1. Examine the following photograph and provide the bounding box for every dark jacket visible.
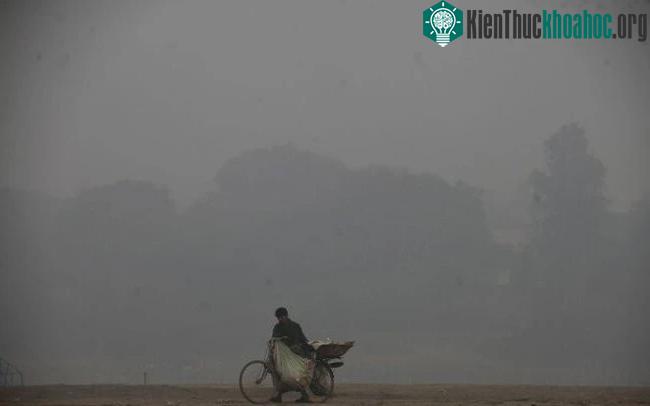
[272,319,312,357]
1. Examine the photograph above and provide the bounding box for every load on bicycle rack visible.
[239,337,354,404]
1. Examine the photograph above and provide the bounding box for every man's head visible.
[275,307,289,323]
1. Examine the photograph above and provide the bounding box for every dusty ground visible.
[1,384,649,406]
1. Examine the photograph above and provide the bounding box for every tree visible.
[529,123,606,259]
[51,180,179,361]
[524,124,609,358]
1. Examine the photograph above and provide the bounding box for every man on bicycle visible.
[270,307,313,403]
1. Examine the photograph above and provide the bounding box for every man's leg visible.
[296,355,312,403]
[270,366,285,402]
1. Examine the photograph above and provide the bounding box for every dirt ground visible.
[1,384,649,406]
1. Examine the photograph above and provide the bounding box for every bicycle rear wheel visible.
[239,360,275,404]
[309,361,334,403]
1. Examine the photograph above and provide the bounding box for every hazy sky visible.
[2,0,648,209]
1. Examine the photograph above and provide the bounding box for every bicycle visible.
[239,338,352,404]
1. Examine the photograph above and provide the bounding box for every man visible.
[270,307,313,403]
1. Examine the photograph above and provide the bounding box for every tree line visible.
[1,124,648,384]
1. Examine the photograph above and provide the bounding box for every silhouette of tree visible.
[529,123,607,257]
[51,180,179,362]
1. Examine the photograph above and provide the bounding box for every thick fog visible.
[1,0,649,386]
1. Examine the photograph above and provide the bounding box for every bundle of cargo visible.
[309,339,355,360]
[272,340,315,389]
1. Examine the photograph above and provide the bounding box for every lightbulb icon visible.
[428,3,458,47]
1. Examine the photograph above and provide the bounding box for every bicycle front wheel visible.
[239,360,275,404]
